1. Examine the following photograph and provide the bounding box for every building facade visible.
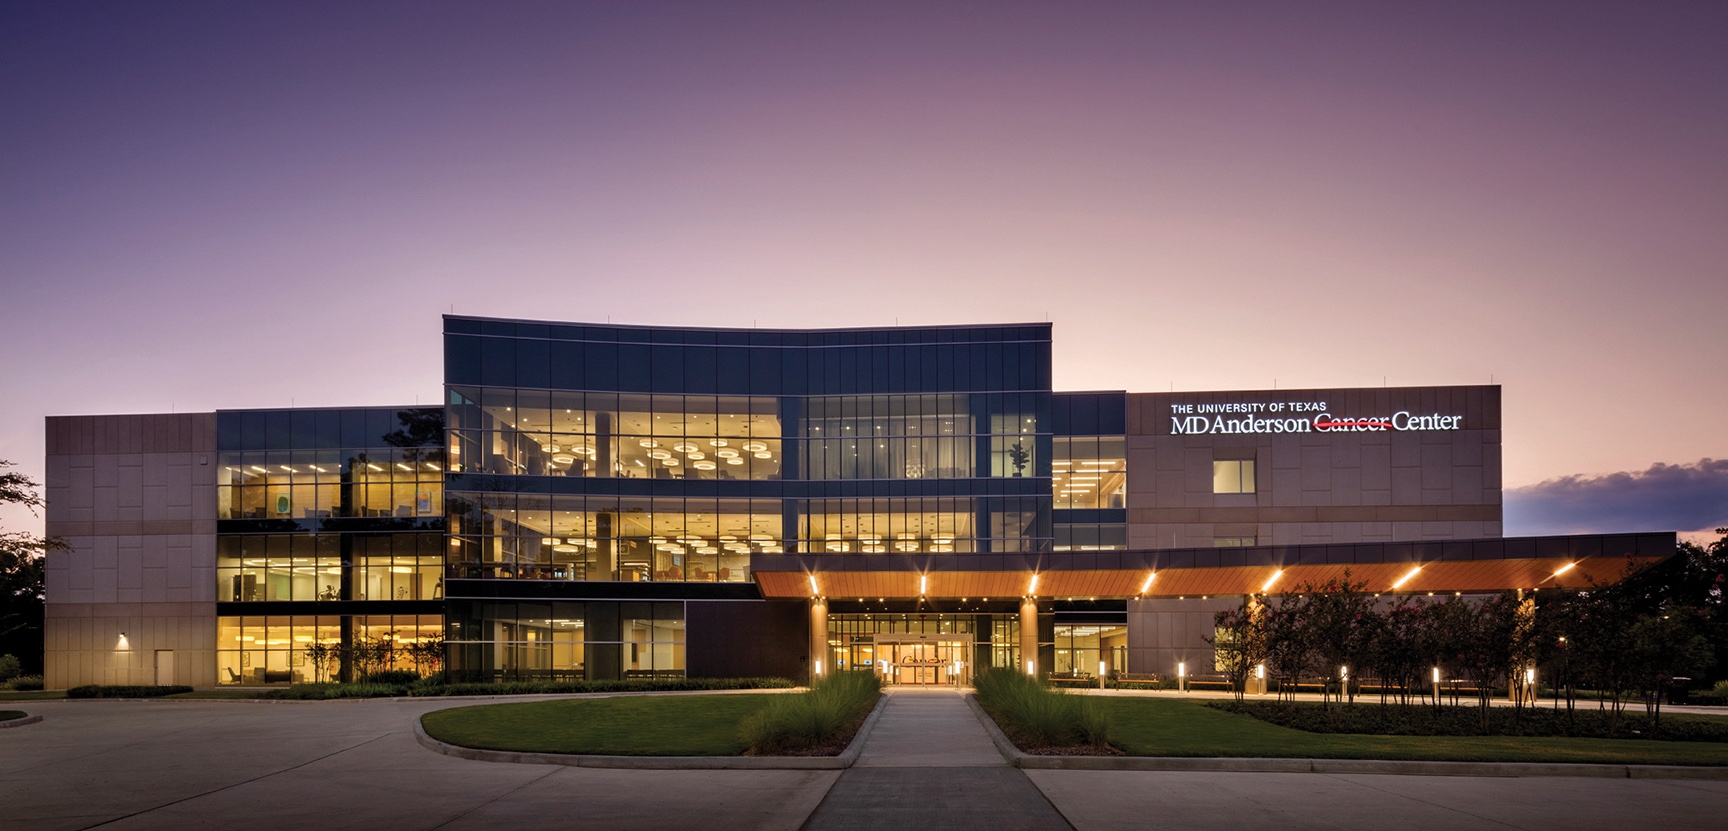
[42,317,1675,688]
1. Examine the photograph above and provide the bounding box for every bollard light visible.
[1255,663,1265,679]
[1432,667,1441,684]
[1026,660,1035,676]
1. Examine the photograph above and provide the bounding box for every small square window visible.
[1213,536,1256,548]
[1213,459,1255,494]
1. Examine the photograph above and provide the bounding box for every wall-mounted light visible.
[1260,569,1283,593]
[116,632,130,651]
[808,574,820,597]
[919,574,927,596]
[1140,572,1156,594]
[1027,573,1039,597]
[1553,562,1576,577]
[1392,566,1422,590]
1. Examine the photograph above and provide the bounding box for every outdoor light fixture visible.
[1260,569,1283,593]
[1392,566,1422,590]
[808,574,820,596]
[1432,667,1441,684]
[1026,660,1035,676]
[1340,665,1349,680]
[814,660,822,675]
[920,575,927,595]
[1255,663,1265,679]
[1178,662,1186,677]
[1525,667,1535,684]
[1140,572,1156,594]
[1099,661,1108,677]
[1027,573,1039,596]
[1553,562,1576,577]
[116,632,129,651]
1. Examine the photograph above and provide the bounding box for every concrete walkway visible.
[801,687,1073,830]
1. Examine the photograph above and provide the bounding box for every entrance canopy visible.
[753,532,1675,599]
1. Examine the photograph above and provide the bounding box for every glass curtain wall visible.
[216,615,442,686]
[1051,624,1128,679]
[448,389,784,480]
[447,493,776,581]
[1053,436,1126,509]
[217,534,444,603]
[445,601,685,682]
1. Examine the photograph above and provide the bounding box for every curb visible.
[414,691,889,770]
[0,714,43,729]
[962,695,1728,780]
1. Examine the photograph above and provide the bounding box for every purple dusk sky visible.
[2,2,1724,536]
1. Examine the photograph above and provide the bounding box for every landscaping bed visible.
[67,685,194,699]
[0,710,25,721]
[1096,697,1728,766]
[420,673,880,758]
[257,675,793,700]
[422,694,780,756]
[1208,700,1728,742]
[973,668,1117,755]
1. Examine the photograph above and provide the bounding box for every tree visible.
[1,460,61,675]
[1301,573,1373,706]
[1206,596,1267,701]
[1628,603,1714,733]
[1264,592,1314,702]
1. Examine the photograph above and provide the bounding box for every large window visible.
[801,497,976,553]
[1053,436,1126,509]
[446,601,684,682]
[1212,459,1256,494]
[217,447,444,520]
[447,493,776,581]
[1052,624,1127,679]
[217,533,444,602]
[801,395,974,480]
[449,389,783,480]
[216,614,442,685]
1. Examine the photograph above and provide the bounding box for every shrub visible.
[360,669,421,686]
[973,667,1112,749]
[739,671,880,754]
[5,675,44,691]
[259,682,409,700]
[415,677,795,698]
[0,654,20,681]
[1209,700,1728,742]
[67,685,193,698]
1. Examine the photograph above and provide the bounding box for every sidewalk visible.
[801,687,1073,830]
[1073,686,1728,716]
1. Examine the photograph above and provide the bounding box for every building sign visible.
[1168,401,1463,435]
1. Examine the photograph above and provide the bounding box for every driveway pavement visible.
[2,692,1724,831]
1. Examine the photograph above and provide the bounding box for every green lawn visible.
[1097,697,1728,766]
[0,710,25,721]
[420,694,781,756]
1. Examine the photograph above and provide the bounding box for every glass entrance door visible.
[876,638,970,686]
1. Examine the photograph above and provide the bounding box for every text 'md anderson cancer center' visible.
[40,317,1674,688]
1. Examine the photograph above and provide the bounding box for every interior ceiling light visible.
[552,455,577,465]
[715,449,740,459]
[692,461,717,470]
[753,451,772,459]
[743,442,768,453]
[673,443,698,453]
[710,439,728,447]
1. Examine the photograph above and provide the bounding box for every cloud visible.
[1505,458,1728,537]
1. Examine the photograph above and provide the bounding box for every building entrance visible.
[873,634,971,687]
